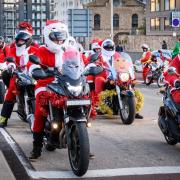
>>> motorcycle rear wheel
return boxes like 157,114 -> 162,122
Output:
157,74 -> 165,88
120,96 -> 135,125
68,122 -> 89,176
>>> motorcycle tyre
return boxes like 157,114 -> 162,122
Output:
157,74 -> 165,88
68,122 -> 89,176
120,96 -> 135,125
145,72 -> 153,86
45,143 -> 56,151
0,81 -> 5,104
164,135 -> 177,145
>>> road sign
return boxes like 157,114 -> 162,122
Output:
68,9 -> 92,37
172,11 -> 180,27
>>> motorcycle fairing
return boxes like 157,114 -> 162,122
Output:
164,98 -> 178,118
47,83 -> 66,96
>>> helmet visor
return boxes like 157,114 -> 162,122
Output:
49,31 -> 67,42
15,32 -> 31,47
103,41 -> 114,51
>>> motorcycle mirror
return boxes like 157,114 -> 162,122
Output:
90,53 -> 100,63
5,57 -> 14,63
168,67 -> 176,75
29,55 -> 40,65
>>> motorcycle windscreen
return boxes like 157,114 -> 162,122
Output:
61,48 -> 84,80
113,52 -> 133,74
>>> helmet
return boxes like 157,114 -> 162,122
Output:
0,36 -> 5,49
15,31 -> 32,48
44,20 -> 69,53
102,39 -> 115,51
141,44 -> 149,49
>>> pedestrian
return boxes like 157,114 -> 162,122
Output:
162,40 -> 167,50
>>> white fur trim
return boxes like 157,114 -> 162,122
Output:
35,87 -> 46,97
28,64 -> 41,76
7,63 -> 16,69
55,51 -> 63,69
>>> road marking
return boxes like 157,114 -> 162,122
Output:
1,128 -> 180,179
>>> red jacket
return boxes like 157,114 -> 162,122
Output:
0,45 -> 11,63
164,55 -> 180,87
140,51 -> 152,64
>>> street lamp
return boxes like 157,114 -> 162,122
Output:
110,0 -> 113,39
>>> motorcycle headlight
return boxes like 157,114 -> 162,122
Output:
67,83 -> 83,96
119,72 -> 130,82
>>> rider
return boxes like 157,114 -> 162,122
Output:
0,36 -> 11,63
28,20 -> 69,159
140,44 -> 152,83
0,24 -> 38,127
164,54 -> 180,103
11,21 -> 39,48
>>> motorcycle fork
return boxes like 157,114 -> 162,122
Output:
116,85 -> 123,110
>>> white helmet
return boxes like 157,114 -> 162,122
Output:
44,20 -> 69,53
141,44 -> 149,50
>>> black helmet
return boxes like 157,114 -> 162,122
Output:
15,32 -> 32,47
103,39 -> 115,51
0,36 -> 5,49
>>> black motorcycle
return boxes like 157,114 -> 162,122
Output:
29,54 -> 91,176
158,68 -> 180,145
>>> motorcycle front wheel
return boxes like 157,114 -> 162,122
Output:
157,74 -> 165,88
0,80 -> 5,104
164,135 -> 177,145
68,122 -> 89,176
145,70 -> 153,85
120,96 -> 135,125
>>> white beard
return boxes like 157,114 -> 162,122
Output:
16,45 -> 27,56
101,48 -> 115,62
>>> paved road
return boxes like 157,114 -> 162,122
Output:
1,85 -> 180,179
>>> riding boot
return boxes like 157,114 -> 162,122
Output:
0,101 -> 15,127
29,132 -> 44,159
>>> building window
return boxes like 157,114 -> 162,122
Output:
164,17 -> 172,30
94,14 -> 100,30
164,0 -> 176,10
113,0 -> 122,7
151,0 -> 160,11
113,14 -> 119,28
132,14 -> 138,28
150,18 -> 160,30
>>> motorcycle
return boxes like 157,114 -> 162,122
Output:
145,62 -> 165,87
158,67 -> 180,145
6,57 -> 35,123
29,52 -> 91,176
86,52 -> 136,124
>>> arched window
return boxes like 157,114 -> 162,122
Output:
113,14 -> 119,28
94,14 -> 100,30
132,14 -> 138,28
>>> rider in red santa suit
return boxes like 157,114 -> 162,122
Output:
0,27 -> 38,127
164,54 -> 180,103
0,36 -> 11,63
28,20 -> 69,159
140,44 -> 152,82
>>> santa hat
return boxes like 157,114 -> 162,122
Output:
17,21 -> 33,35
91,38 -> 102,49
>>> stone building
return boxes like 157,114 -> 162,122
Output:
84,0 -> 146,44
84,0 -> 178,53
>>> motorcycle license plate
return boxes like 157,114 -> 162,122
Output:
66,99 -> 91,106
